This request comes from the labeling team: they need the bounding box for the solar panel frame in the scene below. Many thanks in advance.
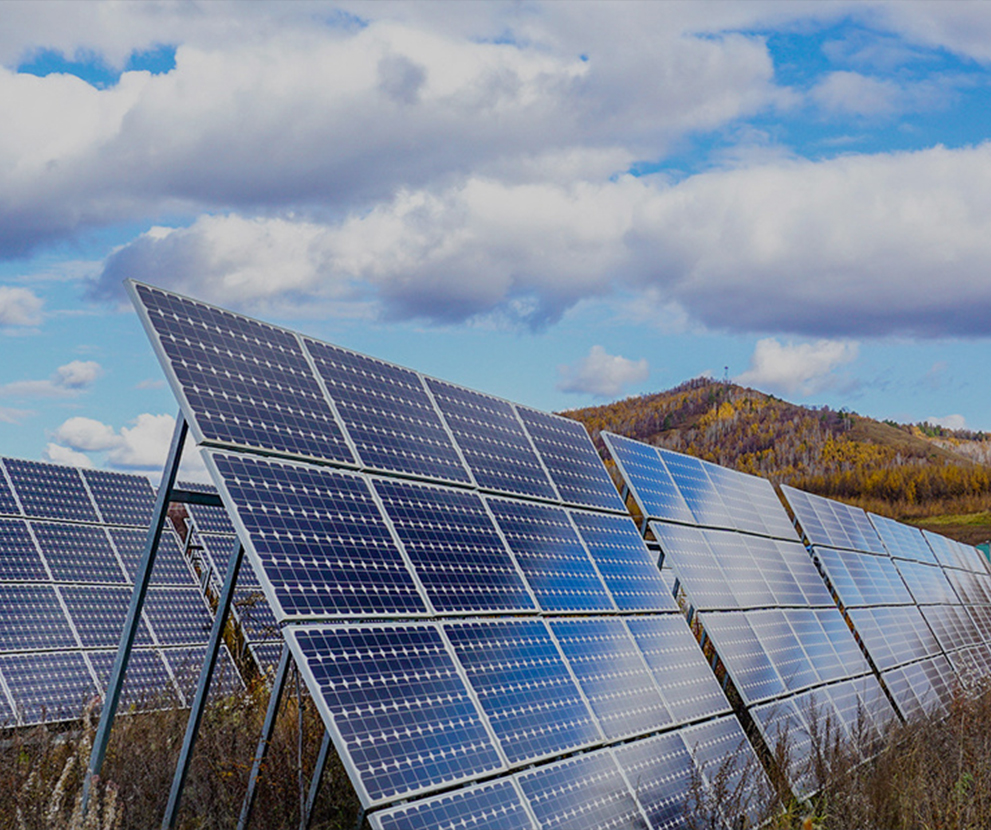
[4,458,98,523]
[81,467,156,528]
[601,433,695,525]
[369,779,536,830]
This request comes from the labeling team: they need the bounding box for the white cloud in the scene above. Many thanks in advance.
[557,345,648,397]
[0,359,102,397]
[49,411,207,477]
[926,413,967,431]
[811,70,949,119]
[735,338,859,397]
[43,442,94,467]
[0,286,43,326]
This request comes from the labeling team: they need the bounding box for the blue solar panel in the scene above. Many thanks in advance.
[4,458,97,522]
[0,585,76,651]
[144,587,214,645]
[780,486,828,547]
[165,643,243,701]
[549,617,672,740]
[895,560,958,605]
[373,478,535,614]
[751,697,815,796]
[657,449,733,529]
[32,523,126,583]
[517,408,626,512]
[444,619,599,764]
[305,339,471,484]
[59,585,153,648]
[131,282,354,464]
[870,513,937,564]
[612,731,693,830]
[0,518,47,581]
[486,498,613,612]
[516,749,644,830]
[370,779,535,830]
[286,623,504,806]
[702,463,767,536]
[208,452,427,619]
[109,527,190,585]
[781,610,846,684]
[602,433,694,525]
[82,468,155,526]
[696,612,786,704]
[703,529,775,608]
[624,615,731,723]
[741,475,798,540]
[650,522,738,610]
[775,541,835,607]
[424,378,557,500]
[570,512,678,612]
[0,466,20,516]
[88,648,178,709]
[233,585,280,642]
[743,536,806,606]
[180,481,237,535]
[0,652,99,725]
[746,610,819,692]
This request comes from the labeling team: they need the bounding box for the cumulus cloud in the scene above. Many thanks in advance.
[926,413,967,431]
[557,345,648,397]
[44,442,94,467]
[0,359,102,397]
[50,412,207,476]
[735,338,859,397]
[0,286,43,326]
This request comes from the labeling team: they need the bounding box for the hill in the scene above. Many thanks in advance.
[561,377,991,545]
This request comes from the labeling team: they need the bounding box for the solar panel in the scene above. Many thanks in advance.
[516,407,626,512]
[0,585,76,651]
[32,524,126,583]
[515,749,644,830]
[570,512,678,612]
[702,463,767,536]
[751,697,815,795]
[81,468,155,527]
[624,615,732,723]
[180,481,237,535]
[781,610,846,684]
[144,587,215,645]
[130,282,355,464]
[870,513,937,564]
[305,338,471,484]
[207,451,427,620]
[743,536,806,606]
[657,449,733,529]
[0,518,48,581]
[373,478,535,614]
[110,528,192,586]
[549,617,672,740]
[650,522,738,610]
[285,623,504,806]
[88,648,179,709]
[4,458,98,522]
[165,644,243,701]
[601,433,694,524]
[695,612,786,704]
[612,731,693,830]
[370,779,535,830]
[703,529,775,609]
[443,619,599,764]
[486,498,614,612]
[746,609,819,692]
[0,465,20,516]
[424,378,556,501]
[0,652,99,725]
[59,585,154,648]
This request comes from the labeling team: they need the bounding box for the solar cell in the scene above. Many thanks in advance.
[0,518,48,581]
[285,623,504,805]
[517,408,626,512]
[81,468,155,527]
[370,779,535,830]
[144,587,214,645]
[703,529,774,608]
[570,513,678,612]
[702,463,767,536]
[207,451,427,619]
[164,644,243,701]
[0,465,20,516]
[373,478,535,614]
[650,522,737,610]
[752,696,815,795]
[110,527,192,586]
[549,617,672,740]
[425,378,556,500]
[516,749,645,830]
[612,731,693,830]
[32,523,126,583]
[657,449,732,529]
[624,615,731,723]
[0,652,99,726]
[486,498,614,612]
[0,585,76,652]
[696,612,786,704]
[305,339,471,484]
[602,433,694,524]
[88,648,179,709]
[4,458,97,522]
[443,619,599,764]
[59,585,153,648]
[747,610,819,692]
[130,282,354,464]
[778,540,835,607]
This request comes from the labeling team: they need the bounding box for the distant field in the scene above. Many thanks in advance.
[911,511,991,547]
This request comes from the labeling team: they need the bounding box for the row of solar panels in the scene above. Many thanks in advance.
[0,458,247,726]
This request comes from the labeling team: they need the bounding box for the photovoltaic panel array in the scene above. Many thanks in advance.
[603,432,893,795]
[0,457,241,726]
[132,282,770,829]
[782,484,985,722]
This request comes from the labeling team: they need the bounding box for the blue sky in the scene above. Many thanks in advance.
[2,0,991,479]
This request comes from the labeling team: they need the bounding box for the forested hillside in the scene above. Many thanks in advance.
[562,378,991,544]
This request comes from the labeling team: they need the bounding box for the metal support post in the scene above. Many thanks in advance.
[302,730,332,830]
[82,413,188,816]
[162,539,244,829]
[238,644,292,830]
